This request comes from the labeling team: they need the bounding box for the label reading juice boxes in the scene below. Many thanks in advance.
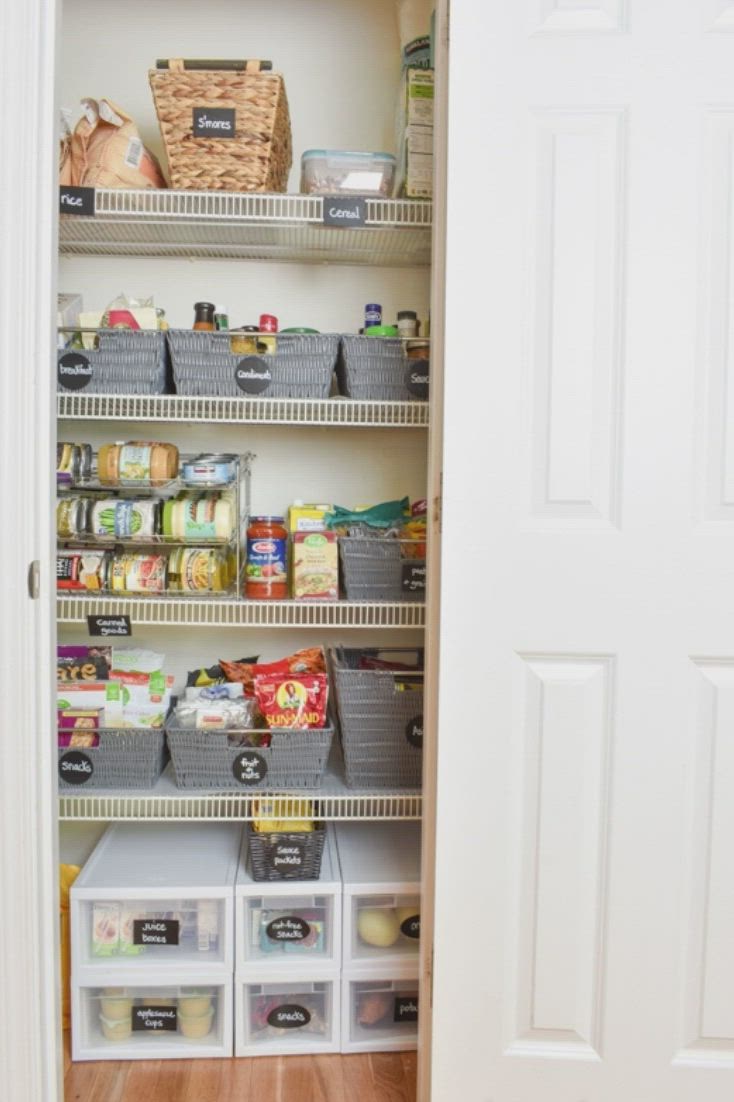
[292,532,338,600]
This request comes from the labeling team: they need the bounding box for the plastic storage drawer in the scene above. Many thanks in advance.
[336,822,421,968]
[235,975,340,1056]
[341,969,419,1053]
[71,823,241,972]
[71,976,232,1060]
[236,825,341,971]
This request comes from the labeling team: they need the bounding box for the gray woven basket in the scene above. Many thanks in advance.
[167,331,339,398]
[57,728,168,790]
[166,724,334,789]
[247,823,326,881]
[339,536,426,602]
[57,330,168,395]
[330,647,423,789]
[337,336,429,401]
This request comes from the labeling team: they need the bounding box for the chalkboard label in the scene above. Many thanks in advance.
[59,186,95,217]
[235,356,273,395]
[404,359,429,400]
[87,614,132,638]
[402,562,426,596]
[193,107,236,138]
[58,751,94,785]
[267,1003,311,1029]
[133,919,180,947]
[405,715,423,749]
[232,750,267,785]
[394,995,419,1024]
[323,196,367,227]
[58,352,93,392]
[131,1006,178,1033]
[266,915,311,942]
[269,841,306,874]
[400,914,420,939]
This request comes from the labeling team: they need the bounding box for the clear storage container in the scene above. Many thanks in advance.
[341,972,419,1053]
[300,150,396,197]
[235,976,340,1056]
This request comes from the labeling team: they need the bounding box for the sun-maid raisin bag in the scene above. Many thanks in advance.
[253,674,328,729]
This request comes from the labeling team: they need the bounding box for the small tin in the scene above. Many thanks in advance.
[57,497,87,539]
[110,552,168,594]
[56,550,110,591]
[91,499,160,540]
[365,303,382,328]
[182,454,238,485]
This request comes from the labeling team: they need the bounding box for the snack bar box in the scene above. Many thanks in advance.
[235,971,341,1057]
[341,964,419,1053]
[335,821,421,970]
[71,822,243,976]
[236,824,342,974]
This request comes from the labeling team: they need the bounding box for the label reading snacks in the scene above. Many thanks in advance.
[58,750,94,785]
[192,107,236,138]
[59,185,95,217]
[267,1004,311,1029]
[393,996,419,1024]
[405,715,423,749]
[58,352,93,391]
[323,196,367,227]
[132,1007,178,1033]
[232,750,267,785]
[133,919,180,947]
[266,915,311,942]
[404,359,429,400]
[402,562,426,596]
[235,356,273,394]
[87,614,132,638]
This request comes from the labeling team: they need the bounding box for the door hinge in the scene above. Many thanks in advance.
[27,560,40,599]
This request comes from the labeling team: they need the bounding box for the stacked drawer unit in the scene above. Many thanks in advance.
[70,822,241,1060]
[234,825,342,1056]
[335,822,421,1053]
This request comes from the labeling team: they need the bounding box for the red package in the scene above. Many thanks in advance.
[254,674,329,729]
[220,647,326,697]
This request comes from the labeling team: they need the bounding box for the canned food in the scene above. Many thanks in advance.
[181,454,238,485]
[110,552,168,594]
[90,499,160,540]
[57,497,90,540]
[56,550,110,591]
[168,547,229,592]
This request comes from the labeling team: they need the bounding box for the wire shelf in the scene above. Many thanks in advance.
[59,188,432,267]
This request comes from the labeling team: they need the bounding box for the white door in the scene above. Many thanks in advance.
[426,1,734,1099]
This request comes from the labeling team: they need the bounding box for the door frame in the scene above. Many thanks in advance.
[0,0,62,1099]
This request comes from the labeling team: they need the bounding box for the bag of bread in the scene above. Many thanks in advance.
[67,98,166,189]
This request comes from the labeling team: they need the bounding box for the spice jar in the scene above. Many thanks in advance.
[397,310,419,338]
[246,516,288,599]
[193,302,215,330]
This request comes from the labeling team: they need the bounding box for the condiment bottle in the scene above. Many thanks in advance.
[365,303,382,328]
[214,305,229,331]
[246,516,288,599]
[397,310,418,338]
[259,314,278,354]
[193,302,215,330]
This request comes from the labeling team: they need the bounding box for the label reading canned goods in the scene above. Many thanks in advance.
[58,352,93,391]
[87,615,132,638]
[246,538,287,590]
[235,356,272,395]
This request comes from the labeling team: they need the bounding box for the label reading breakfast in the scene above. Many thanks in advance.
[232,750,267,785]
[267,1004,311,1029]
[87,615,132,638]
[269,842,306,872]
[266,915,311,942]
[131,1007,178,1032]
[400,914,420,939]
[193,107,236,138]
[58,750,94,785]
[133,919,180,947]
[235,356,273,394]
[405,715,423,749]
[58,352,93,391]
[404,359,429,400]
[402,562,426,595]
[323,196,367,227]
[393,996,419,1024]
[59,185,95,217]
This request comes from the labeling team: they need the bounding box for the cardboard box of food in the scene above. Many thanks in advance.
[292,531,339,600]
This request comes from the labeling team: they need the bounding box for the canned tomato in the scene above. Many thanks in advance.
[110,552,168,594]
[56,550,110,591]
[90,499,159,540]
[246,516,288,599]
[181,454,238,485]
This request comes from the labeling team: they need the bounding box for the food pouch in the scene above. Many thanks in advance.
[220,647,326,696]
[254,673,328,729]
[92,902,120,956]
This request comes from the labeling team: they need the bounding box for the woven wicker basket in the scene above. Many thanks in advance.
[149,59,292,192]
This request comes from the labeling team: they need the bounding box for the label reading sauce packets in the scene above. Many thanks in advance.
[232,750,267,785]
[133,919,180,947]
[404,359,429,400]
[400,914,420,939]
[58,751,94,785]
[269,842,306,874]
[87,614,132,638]
[192,107,236,138]
[131,1006,178,1033]
[235,356,273,395]
[267,1004,311,1029]
[393,996,419,1024]
[401,562,426,596]
[266,916,311,942]
[323,196,367,227]
[405,714,423,750]
[59,185,95,217]
[58,352,93,391]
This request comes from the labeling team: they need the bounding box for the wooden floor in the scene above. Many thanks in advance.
[63,1032,417,1102]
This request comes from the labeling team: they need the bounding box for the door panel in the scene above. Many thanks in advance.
[430,2,734,1098]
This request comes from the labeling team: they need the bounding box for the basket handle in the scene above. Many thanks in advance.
[156,58,273,72]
